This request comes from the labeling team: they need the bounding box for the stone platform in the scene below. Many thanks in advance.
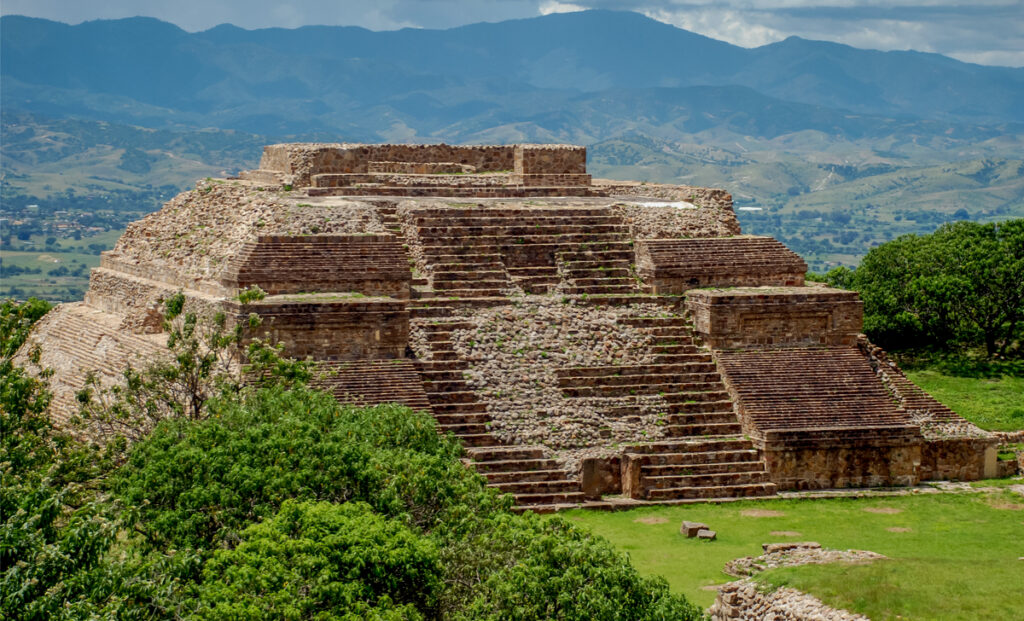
[17,142,997,513]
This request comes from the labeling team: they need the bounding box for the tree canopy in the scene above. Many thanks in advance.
[1,298,702,620]
[824,219,1024,357]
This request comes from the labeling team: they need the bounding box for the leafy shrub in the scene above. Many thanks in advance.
[196,500,441,620]
[110,386,495,551]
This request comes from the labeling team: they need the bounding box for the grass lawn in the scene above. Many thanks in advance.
[564,489,1024,619]
[1,229,123,302]
[906,369,1024,431]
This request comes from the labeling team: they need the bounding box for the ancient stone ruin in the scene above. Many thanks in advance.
[20,142,1000,511]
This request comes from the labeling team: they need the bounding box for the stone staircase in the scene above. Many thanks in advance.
[411,312,586,511]
[312,359,433,411]
[623,437,777,500]
[556,241,638,295]
[636,236,806,291]
[715,347,915,432]
[19,303,166,426]
[408,207,638,298]
[219,234,408,295]
[609,315,776,501]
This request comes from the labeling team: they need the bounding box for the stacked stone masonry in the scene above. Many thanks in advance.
[18,142,998,514]
[219,234,411,298]
[636,236,807,293]
[687,286,863,349]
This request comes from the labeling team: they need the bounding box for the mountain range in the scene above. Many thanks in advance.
[2,9,1023,271]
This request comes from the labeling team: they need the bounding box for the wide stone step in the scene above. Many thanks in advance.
[488,479,582,495]
[421,233,627,246]
[663,422,743,437]
[417,224,627,236]
[556,363,717,378]
[569,267,632,279]
[643,460,767,477]
[430,402,489,415]
[565,284,637,295]
[562,381,724,398]
[434,413,490,425]
[482,469,569,484]
[422,379,473,393]
[433,279,509,290]
[558,372,720,388]
[511,491,587,506]
[568,277,636,287]
[470,457,563,473]
[663,411,739,425]
[628,448,762,467]
[625,436,750,455]
[439,422,489,435]
[424,390,477,404]
[642,470,771,490]
[456,433,501,447]
[428,288,507,298]
[645,482,777,501]
[432,270,507,282]
[662,390,732,403]
[467,445,548,462]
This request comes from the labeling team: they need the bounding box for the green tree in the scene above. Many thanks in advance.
[196,500,442,621]
[846,219,1024,356]
[76,289,311,444]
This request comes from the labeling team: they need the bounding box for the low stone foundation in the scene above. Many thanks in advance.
[709,580,869,620]
[920,437,998,481]
[687,286,862,349]
[230,295,409,360]
[636,236,806,293]
[759,429,923,489]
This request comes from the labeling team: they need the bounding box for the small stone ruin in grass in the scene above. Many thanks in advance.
[681,520,717,540]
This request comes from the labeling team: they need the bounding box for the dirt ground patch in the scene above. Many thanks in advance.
[886,527,912,533]
[863,507,903,514]
[633,516,669,524]
[740,509,785,517]
[989,500,1024,510]
[770,530,802,536]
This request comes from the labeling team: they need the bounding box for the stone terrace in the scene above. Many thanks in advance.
[18,141,1000,513]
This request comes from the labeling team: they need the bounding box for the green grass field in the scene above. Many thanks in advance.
[565,490,1024,618]
[906,370,1024,431]
[0,230,123,302]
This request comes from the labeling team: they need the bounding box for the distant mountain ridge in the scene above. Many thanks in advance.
[3,9,1024,139]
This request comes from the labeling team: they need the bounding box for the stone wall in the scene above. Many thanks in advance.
[109,182,384,284]
[919,438,998,481]
[603,184,741,238]
[513,144,587,175]
[229,295,408,360]
[218,234,411,298]
[687,287,862,349]
[636,237,806,294]
[758,429,923,489]
[84,267,221,333]
[368,161,476,174]
[256,143,519,187]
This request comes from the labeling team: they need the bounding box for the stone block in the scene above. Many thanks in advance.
[681,521,709,537]
[686,286,862,350]
[697,529,717,540]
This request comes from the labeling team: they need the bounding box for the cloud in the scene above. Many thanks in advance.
[540,2,588,15]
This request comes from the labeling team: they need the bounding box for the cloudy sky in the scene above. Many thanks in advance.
[3,0,1022,67]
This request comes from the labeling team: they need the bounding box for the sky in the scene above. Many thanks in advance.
[3,0,1022,67]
